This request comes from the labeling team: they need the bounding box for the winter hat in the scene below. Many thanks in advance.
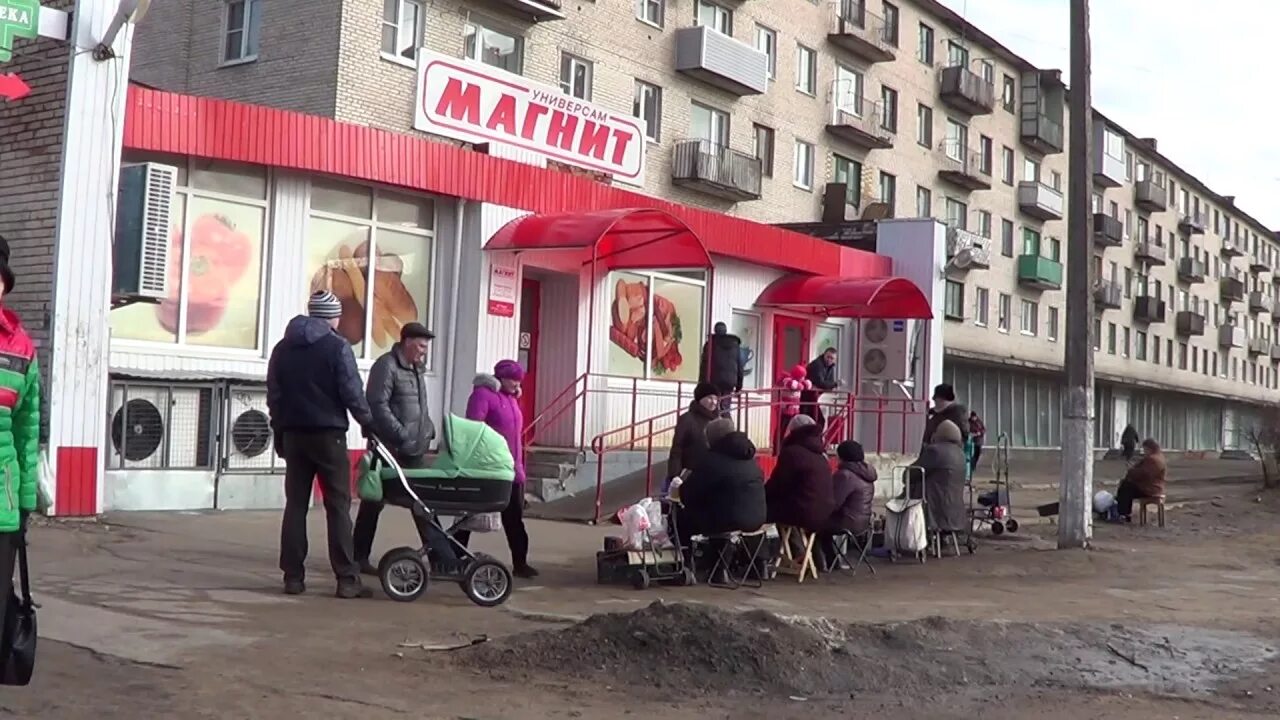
[785,413,816,437]
[693,381,719,402]
[837,440,865,463]
[789,364,808,381]
[705,417,735,446]
[494,359,526,381]
[308,290,342,319]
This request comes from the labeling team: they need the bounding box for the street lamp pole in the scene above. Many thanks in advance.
[1059,0,1095,549]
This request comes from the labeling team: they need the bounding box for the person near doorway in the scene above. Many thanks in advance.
[1114,438,1166,520]
[267,290,376,599]
[923,383,970,449]
[0,254,42,639]
[666,382,720,491]
[777,365,812,450]
[801,347,839,431]
[1120,424,1139,463]
[460,360,537,578]
[968,410,987,476]
[354,322,464,577]
[699,322,744,418]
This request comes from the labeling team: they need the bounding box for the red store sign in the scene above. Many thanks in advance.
[414,51,646,182]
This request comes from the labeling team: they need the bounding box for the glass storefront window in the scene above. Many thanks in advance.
[110,158,268,351]
[306,179,436,363]
[606,270,706,382]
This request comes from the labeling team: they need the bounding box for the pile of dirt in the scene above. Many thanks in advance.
[456,602,1277,700]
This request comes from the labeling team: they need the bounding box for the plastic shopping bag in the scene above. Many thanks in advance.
[884,498,927,554]
[355,454,383,502]
[37,449,54,515]
[619,502,652,550]
[457,512,503,533]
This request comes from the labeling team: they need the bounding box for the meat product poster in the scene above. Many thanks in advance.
[487,258,517,317]
[607,271,704,382]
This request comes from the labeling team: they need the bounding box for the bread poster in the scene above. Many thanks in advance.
[607,272,704,382]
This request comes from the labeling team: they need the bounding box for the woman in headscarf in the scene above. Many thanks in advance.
[1115,438,1166,520]
[914,419,968,534]
[765,414,834,533]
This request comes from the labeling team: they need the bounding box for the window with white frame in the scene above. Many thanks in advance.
[915,185,932,217]
[834,65,864,115]
[636,0,664,26]
[691,102,729,147]
[944,281,964,320]
[795,44,817,95]
[606,270,706,381]
[997,293,1011,332]
[111,155,269,350]
[974,286,989,326]
[464,22,522,75]
[944,119,967,161]
[380,0,423,63]
[306,178,438,362]
[833,154,861,207]
[944,197,967,229]
[754,124,775,177]
[793,140,815,190]
[1020,299,1038,336]
[633,81,663,142]
[222,0,262,64]
[560,53,593,100]
[1047,307,1058,340]
[730,310,761,388]
[754,24,777,79]
[695,0,732,34]
[977,210,992,238]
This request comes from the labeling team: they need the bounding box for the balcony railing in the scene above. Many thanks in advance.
[939,65,996,115]
[1134,238,1167,265]
[1179,210,1207,235]
[1020,112,1064,155]
[1093,279,1122,309]
[1177,257,1206,283]
[946,225,991,270]
[1132,296,1166,324]
[1220,276,1245,303]
[1249,336,1270,356]
[1249,255,1270,273]
[674,26,769,96]
[1221,235,1244,257]
[826,94,893,150]
[1271,344,1280,362]
[1017,254,1063,290]
[1175,310,1205,337]
[670,139,763,201]
[1017,180,1064,221]
[1249,291,1274,315]
[1092,213,1123,247]
[936,140,992,190]
[827,1,897,63]
[1218,324,1246,349]
[1134,178,1167,213]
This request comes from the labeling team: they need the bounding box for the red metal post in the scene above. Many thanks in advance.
[645,419,656,497]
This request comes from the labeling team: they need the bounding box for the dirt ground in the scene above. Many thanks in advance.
[6,469,1280,720]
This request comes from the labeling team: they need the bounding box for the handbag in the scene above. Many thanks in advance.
[1,533,37,686]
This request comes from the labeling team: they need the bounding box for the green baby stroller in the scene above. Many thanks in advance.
[358,415,516,607]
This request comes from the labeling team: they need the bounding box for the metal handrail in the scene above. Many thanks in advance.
[522,372,700,452]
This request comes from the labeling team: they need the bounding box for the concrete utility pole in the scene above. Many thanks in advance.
[1059,0,1095,548]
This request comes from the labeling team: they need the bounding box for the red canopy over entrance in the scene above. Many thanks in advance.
[755,275,933,319]
[485,208,713,270]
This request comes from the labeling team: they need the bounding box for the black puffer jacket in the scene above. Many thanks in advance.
[680,432,767,536]
[366,343,435,458]
[766,424,835,532]
[267,316,373,433]
[827,460,877,535]
[668,401,717,479]
[699,333,744,394]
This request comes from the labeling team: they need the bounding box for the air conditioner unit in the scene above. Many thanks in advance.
[113,162,177,300]
[108,383,207,469]
[224,386,276,471]
[858,318,910,393]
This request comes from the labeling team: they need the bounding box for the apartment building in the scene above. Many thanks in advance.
[128,0,1278,451]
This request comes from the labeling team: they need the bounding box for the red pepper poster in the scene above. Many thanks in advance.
[606,271,704,382]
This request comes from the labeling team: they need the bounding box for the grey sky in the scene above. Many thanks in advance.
[937,0,1279,230]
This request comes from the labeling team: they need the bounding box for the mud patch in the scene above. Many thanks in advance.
[457,602,1276,699]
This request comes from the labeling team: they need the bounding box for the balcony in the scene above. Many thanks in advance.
[670,139,762,201]
[1020,114,1063,157]
[674,26,769,96]
[1249,337,1270,356]
[1218,324,1246,349]
[1249,256,1270,273]
[1093,279,1122,309]
[1092,125,1126,187]
[938,65,996,116]
[827,2,896,64]
[1134,178,1167,213]
[1271,344,1280,362]
[936,141,992,191]
[1016,254,1063,290]
[1018,70,1065,154]
[1249,291,1274,315]
[1220,276,1245,303]
[1134,238,1167,266]
[1017,180,1064,221]
[1177,257,1206,284]
[488,0,564,22]
[946,226,991,271]
[1175,311,1205,337]
[1221,235,1244,257]
[1132,296,1166,324]
[1092,213,1123,248]
[1178,211,1207,235]
[825,95,893,150]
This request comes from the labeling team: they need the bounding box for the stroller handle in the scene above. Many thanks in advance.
[367,436,430,513]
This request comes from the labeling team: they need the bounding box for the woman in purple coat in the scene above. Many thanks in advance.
[461,359,536,578]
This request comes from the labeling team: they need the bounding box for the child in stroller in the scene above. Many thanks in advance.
[358,415,517,607]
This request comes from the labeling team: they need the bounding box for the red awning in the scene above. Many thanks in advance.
[755,275,933,319]
[485,208,713,271]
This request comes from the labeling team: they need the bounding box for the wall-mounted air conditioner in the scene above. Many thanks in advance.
[113,162,177,300]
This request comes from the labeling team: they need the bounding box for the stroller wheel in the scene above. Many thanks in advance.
[631,568,650,590]
[991,521,1005,536]
[1005,519,1020,533]
[379,547,429,602]
[462,560,513,607]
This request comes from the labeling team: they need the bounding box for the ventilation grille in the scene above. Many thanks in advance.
[138,163,177,297]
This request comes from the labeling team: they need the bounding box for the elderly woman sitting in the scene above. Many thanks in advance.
[913,419,967,534]
[675,418,767,543]
[766,414,834,534]
[1114,438,1166,520]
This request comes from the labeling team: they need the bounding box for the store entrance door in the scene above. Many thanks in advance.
[771,315,810,444]
[517,278,541,431]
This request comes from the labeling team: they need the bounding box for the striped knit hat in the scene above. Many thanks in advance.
[307,290,342,319]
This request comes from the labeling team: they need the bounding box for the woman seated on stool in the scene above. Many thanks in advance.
[675,418,767,577]
[914,419,968,536]
[1115,438,1166,520]
[766,414,835,538]
[819,440,877,570]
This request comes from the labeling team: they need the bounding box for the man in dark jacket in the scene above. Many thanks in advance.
[666,382,719,487]
[353,322,462,576]
[676,418,767,542]
[699,322,744,418]
[801,347,839,430]
[267,291,376,599]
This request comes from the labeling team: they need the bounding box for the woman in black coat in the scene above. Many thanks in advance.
[677,419,767,542]
[765,422,834,533]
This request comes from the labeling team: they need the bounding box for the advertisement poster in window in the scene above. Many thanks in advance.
[487,255,517,317]
[109,195,266,350]
[305,220,433,360]
[730,311,760,388]
[607,272,705,381]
